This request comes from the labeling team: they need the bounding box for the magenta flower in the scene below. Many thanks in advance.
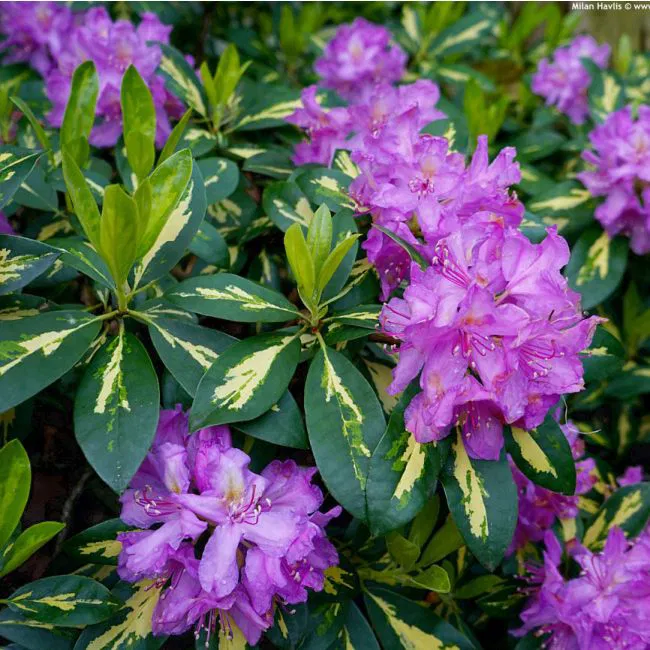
[578,105,650,254]
[0,211,13,234]
[532,35,610,124]
[117,407,340,645]
[314,18,407,101]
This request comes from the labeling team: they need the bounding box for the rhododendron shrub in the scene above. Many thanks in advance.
[1,3,650,650]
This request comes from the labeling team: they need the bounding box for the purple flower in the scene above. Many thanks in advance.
[532,35,610,124]
[508,421,597,554]
[117,407,340,645]
[578,105,650,254]
[0,212,13,234]
[380,224,602,460]
[314,18,407,101]
[0,2,72,76]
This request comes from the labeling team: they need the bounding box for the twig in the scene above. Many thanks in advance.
[53,468,93,557]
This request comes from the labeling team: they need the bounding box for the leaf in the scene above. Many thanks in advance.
[386,532,420,571]
[441,433,517,570]
[566,227,628,310]
[0,440,30,550]
[159,43,208,117]
[213,44,247,106]
[340,602,380,650]
[148,316,236,397]
[158,108,192,165]
[0,148,43,210]
[605,364,650,399]
[189,220,229,268]
[321,208,360,301]
[63,519,129,566]
[132,160,206,287]
[0,521,65,578]
[6,576,120,627]
[72,580,164,650]
[235,390,308,449]
[364,587,476,650]
[373,224,427,270]
[581,326,625,383]
[505,412,576,494]
[10,96,51,157]
[196,157,239,204]
[190,332,301,430]
[61,61,99,167]
[512,130,566,162]
[295,168,354,212]
[99,185,139,286]
[408,564,451,593]
[137,149,193,259]
[14,161,58,211]
[328,305,380,330]
[307,204,333,278]
[285,223,315,306]
[585,60,625,123]
[583,483,650,549]
[429,10,495,58]
[74,331,160,493]
[527,181,592,237]
[167,273,300,323]
[121,65,156,181]
[234,82,303,131]
[263,181,313,231]
[419,515,464,567]
[0,608,76,650]
[0,310,101,413]
[305,346,385,521]
[49,237,115,290]
[366,385,442,536]
[0,235,60,296]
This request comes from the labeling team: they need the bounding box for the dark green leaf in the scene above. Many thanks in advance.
[0,235,59,296]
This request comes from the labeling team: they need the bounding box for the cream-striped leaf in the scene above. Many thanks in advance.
[295,168,354,213]
[63,520,129,566]
[197,157,239,204]
[158,44,208,117]
[74,331,159,493]
[263,181,314,231]
[0,310,101,413]
[190,332,301,430]
[0,235,60,296]
[0,148,43,210]
[441,433,517,570]
[167,273,300,323]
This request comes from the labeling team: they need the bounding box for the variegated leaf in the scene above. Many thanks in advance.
[441,433,517,570]
[0,294,49,322]
[583,483,650,549]
[585,60,625,123]
[295,168,354,213]
[263,181,313,231]
[581,327,625,383]
[364,587,476,650]
[148,316,236,396]
[132,163,207,288]
[167,273,300,323]
[234,82,303,131]
[0,235,60,296]
[0,607,77,650]
[6,576,119,627]
[339,601,380,650]
[505,412,576,494]
[366,385,443,535]
[49,237,115,289]
[190,332,301,430]
[196,157,239,204]
[0,310,101,413]
[527,181,593,237]
[0,148,43,210]
[305,346,385,521]
[158,44,208,117]
[429,9,495,58]
[328,305,380,330]
[63,520,129,566]
[74,331,159,493]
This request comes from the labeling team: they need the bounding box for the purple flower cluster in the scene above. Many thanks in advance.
[379,223,602,460]
[532,35,610,125]
[517,524,650,649]
[0,4,184,148]
[117,407,340,645]
[314,17,407,101]
[509,421,597,554]
[578,105,650,254]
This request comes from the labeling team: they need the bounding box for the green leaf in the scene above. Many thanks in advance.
[364,587,476,650]
[0,607,76,650]
[321,208,359,301]
[454,574,504,600]
[409,564,451,593]
[328,305,380,330]
[295,168,354,212]
[199,61,219,111]
[167,273,300,323]
[14,163,58,211]
[0,148,43,210]
[0,235,60,296]
[235,390,307,449]
[63,519,129,566]
[137,149,193,259]
[527,181,592,237]
[213,44,248,106]
[132,160,206,287]
[6,576,120,627]
[566,227,628,310]
[305,346,385,521]
[158,108,192,165]
[234,82,303,131]
[366,385,442,536]
[605,364,650,399]
[121,65,156,181]
[512,130,565,162]
[429,9,495,57]
[99,185,139,286]
[61,61,99,167]
[0,521,64,578]
[148,316,235,397]
[49,238,115,290]
[505,412,576,494]
[386,532,420,571]
[419,515,464,567]
[285,223,315,307]
[196,157,239,204]
[373,224,427,270]
[583,483,650,549]
[0,440,30,550]
[74,331,160,493]
[318,232,360,298]
[189,221,229,268]
[190,332,300,429]
[340,602,380,650]
[9,97,51,158]
[159,43,208,117]
[307,204,332,278]
[441,433,517,570]
[582,327,625,383]
[0,310,100,413]
[263,181,313,231]
[585,60,625,123]
[73,580,164,650]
